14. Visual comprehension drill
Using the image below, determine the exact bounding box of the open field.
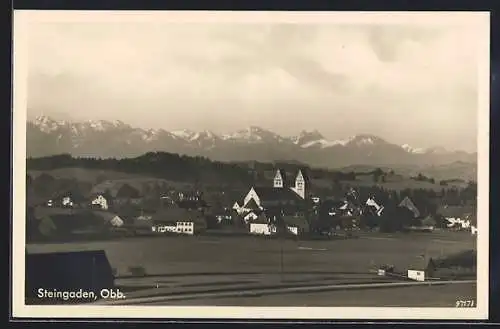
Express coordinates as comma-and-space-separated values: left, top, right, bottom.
25, 230, 476, 307
26, 230, 476, 277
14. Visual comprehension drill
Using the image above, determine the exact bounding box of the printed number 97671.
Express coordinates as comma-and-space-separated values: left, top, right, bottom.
456, 300, 475, 308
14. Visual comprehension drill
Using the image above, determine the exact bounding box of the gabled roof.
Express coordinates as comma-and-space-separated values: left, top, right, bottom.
253, 187, 303, 204
398, 196, 420, 218
244, 198, 260, 210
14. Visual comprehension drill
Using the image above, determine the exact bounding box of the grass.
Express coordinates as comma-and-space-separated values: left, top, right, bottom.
26, 230, 476, 279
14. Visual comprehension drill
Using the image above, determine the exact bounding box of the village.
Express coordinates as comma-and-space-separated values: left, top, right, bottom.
26, 167, 478, 242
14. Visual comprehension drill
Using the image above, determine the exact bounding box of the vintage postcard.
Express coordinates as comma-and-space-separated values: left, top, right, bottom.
12, 10, 490, 320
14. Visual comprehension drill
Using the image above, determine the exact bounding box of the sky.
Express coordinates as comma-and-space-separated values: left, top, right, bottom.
24, 12, 486, 152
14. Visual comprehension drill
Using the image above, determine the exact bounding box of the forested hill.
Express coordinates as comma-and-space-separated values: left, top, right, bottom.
26, 153, 260, 187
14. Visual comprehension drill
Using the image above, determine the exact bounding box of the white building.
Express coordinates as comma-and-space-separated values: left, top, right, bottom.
176, 221, 196, 235
91, 194, 109, 210
249, 223, 276, 236
152, 224, 177, 233
407, 269, 426, 282
110, 215, 124, 227
287, 226, 299, 236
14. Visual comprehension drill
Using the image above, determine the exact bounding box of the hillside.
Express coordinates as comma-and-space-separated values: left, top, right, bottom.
27, 116, 477, 168
26, 153, 474, 194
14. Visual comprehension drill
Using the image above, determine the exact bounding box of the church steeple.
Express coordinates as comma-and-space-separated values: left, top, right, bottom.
273, 169, 286, 188
293, 169, 306, 199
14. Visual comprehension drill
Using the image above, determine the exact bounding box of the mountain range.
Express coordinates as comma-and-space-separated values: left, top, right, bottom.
26, 116, 477, 169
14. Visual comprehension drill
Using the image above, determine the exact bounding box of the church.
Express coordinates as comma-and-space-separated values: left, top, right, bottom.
233, 168, 310, 216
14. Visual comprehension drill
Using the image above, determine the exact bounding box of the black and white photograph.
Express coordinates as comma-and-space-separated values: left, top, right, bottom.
12, 11, 489, 320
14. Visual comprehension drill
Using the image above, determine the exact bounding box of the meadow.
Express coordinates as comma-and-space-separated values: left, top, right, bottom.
26, 230, 476, 278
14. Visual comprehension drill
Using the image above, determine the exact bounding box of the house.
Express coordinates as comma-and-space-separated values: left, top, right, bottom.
249, 213, 276, 236
438, 205, 476, 231
283, 215, 310, 236
90, 192, 113, 210
152, 207, 207, 235
365, 197, 385, 217
176, 191, 209, 210
398, 196, 421, 218
407, 256, 436, 282
46, 190, 86, 208
93, 211, 124, 228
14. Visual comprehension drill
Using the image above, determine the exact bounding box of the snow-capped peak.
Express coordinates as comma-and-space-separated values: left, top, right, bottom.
222, 126, 279, 142
171, 129, 196, 140
292, 130, 325, 145
401, 144, 426, 154
33, 115, 62, 133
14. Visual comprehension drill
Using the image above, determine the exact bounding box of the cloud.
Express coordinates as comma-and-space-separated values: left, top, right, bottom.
25, 17, 482, 151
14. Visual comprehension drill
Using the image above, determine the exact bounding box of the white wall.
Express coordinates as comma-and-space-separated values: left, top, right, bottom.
176, 221, 195, 235
92, 195, 108, 210
250, 223, 273, 236
152, 225, 177, 233
287, 226, 299, 235
407, 269, 426, 282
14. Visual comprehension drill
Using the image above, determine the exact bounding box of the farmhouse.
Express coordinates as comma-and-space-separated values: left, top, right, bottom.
90, 192, 113, 210
152, 207, 207, 235
398, 196, 421, 218
407, 256, 436, 282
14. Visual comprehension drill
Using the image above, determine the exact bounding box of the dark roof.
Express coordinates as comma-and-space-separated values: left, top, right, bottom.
152, 208, 206, 225
244, 198, 260, 210
249, 212, 270, 224
253, 187, 304, 204
437, 205, 475, 218
398, 196, 420, 218
283, 215, 309, 230
90, 191, 114, 200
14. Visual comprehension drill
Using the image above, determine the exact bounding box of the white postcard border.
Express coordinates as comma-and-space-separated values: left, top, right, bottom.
11, 10, 490, 320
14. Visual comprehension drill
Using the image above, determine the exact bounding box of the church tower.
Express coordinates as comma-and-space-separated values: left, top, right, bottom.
273, 169, 286, 188
292, 169, 307, 199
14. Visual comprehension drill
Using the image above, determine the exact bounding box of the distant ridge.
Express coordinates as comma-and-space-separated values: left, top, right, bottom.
27, 116, 477, 168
